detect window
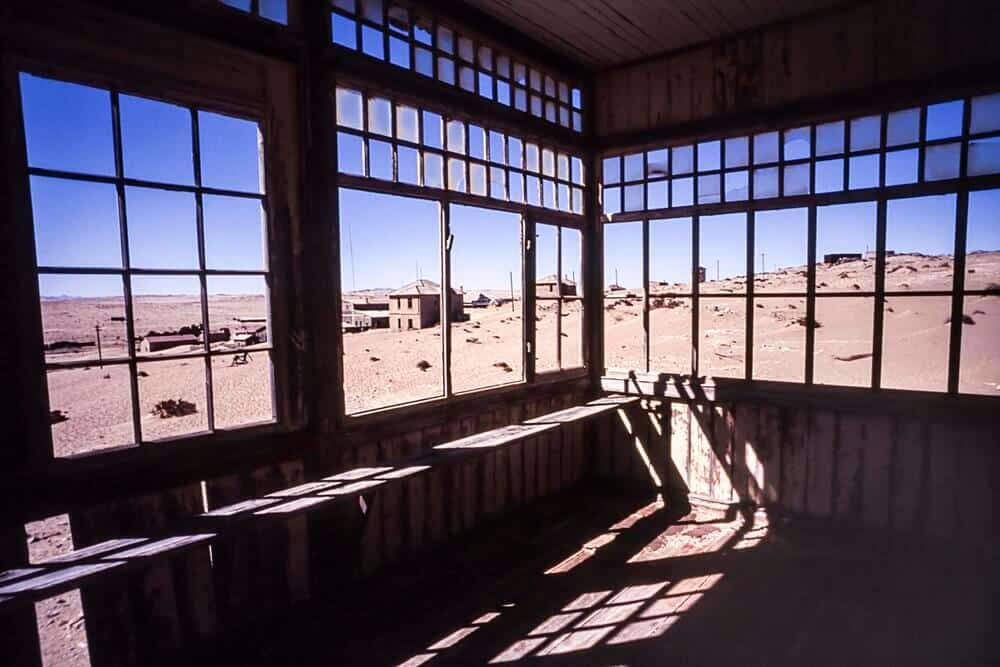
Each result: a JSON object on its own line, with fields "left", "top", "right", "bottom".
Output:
{"left": 599, "top": 88, "right": 1000, "bottom": 396}
{"left": 536, "top": 223, "right": 584, "bottom": 373}
{"left": 220, "top": 0, "right": 288, "bottom": 24}
{"left": 22, "top": 73, "right": 275, "bottom": 456}
{"left": 335, "top": 86, "right": 585, "bottom": 215}
{"left": 328, "top": 3, "right": 583, "bottom": 132}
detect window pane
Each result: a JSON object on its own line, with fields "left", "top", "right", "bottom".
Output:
{"left": 887, "top": 108, "right": 920, "bottom": 146}
{"left": 959, "top": 295, "right": 1000, "bottom": 395}
{"left": 337, "top": 131, "right": 364, "bottom": 175}
{"left": 535, "top": 298, "right": 558, "bottom": 373}
{"left": 20, "top": 74, "right": 115, "bottom": 176}
{"left": 815, "top": 120, "right": 845, "bottom": 157}
{"left": 815, "top": 158, "right": 844, "bottom": 193}
{"left": 697, "top": 173, "right": 720, "bottom": 204}
{"left": 208, "top": 301, "right": 274, "bottom": 428}
{"left": 198, "top": 111, "right": 262, "bottom": 193}
{"left": 602, "top": 186, "right": 620, "bottom": 216}
{"left": 753, "top": 132, "right": 779, "bottom": 164}
{"left": 47, "top": 363, "right": 134, "bottom": 456}
{"left": 572, "top": 156, "right": 584, "bottom": 185}
{"left": 699, "top": 298, "right": 745, "bottom": 379}
{"left": 525, "top": 143, "right": 539, "bottom": 172}
{"left": 447, "top": 120, "right": 465, "bottom": 154}
{"left": 206, "top": 275, "right": 269, "bottom": 351}
{"left": 672, "top": 146, "right": 693, "bottom": 174}
{"left": 259, "top": 0, "right": 288, "bottom": 23}
{"left": 755, "top": 208, "right": 807, "bottom": 293}
{"left": 604, "top": 222, "right": 643, "bottom": 370}
{"left": 469, "top": 125, "right": 486, "bottom": 160}
{"left": 508, "top": 137, "right": 523, "bottom": 169}
{"left": 700, "top": 212, "right": 746, "bottom": 293}
{"left": 848, "top": 154, "right": 879, "bottom": 190}
{"left": 650, "top": 217, "right": 692, "bottom": 295}
{"left": 448, "top": 158, "right": 466, "bottom": 192}
{"left": 132, "top": 275, "right": 203, "bottom": 358}
{"left": 339, "top": 189, "right": 442, "bottom": 413}
{"left": 437, "top": 26, "right": 453, "bottom": 53}
{"left": 965, "top": 189, "right": 1000, "bottom": 291}
{"left": 396, "top": 105, "right": 418, "bottom": 142}
{"left": 204, "top": 195, "right": 267, "bottom": 271}
{"left": 561, "top": 298, "right": 584, "bottom": 369}
{"left": 423, "top": 152, "right": 443, "bottom": 188}
{"left": 753, "top": 166, "right": 778, "bottom": 199}
{"left": 361, "top": 0, "right": 383, "bottom": 23}
{"left": 924, "top": 142, "right": 961, "bottom": 181}
{"left": 509, "top": 172, "right": 524, "bottom": 203}
{"left": 783, "top": 163, "right": 810, "bottom": 195}
{"left": 497, "top": 80, "right": 511, "bottom": 105}
{"left": 647, "top": 149, "right": 668, "bottom": 177}
{"left": 422, "top": 111, "right": 443, "bottom": 148}
{"left": 469, "top": 162, "right": 486, "bottom": 196}
{"left": 817, "top": 201, "right": 876, "bottom": 293}
{"left": 885, "top": 148, "right": 918, "bottom": 186}
{"left": 39, "top": 274, "right": 128, "bottom": 364}
{"left": 399, "top": 146, "right": 419, "bottom": 185}
{"left": 526, "top": 175, "right": 541, "bottom": 207}
{"left": 725, "top": 170, "right": 749, "bottom": 201}
{"left": 458, "top": 36, "right": 473, "bottom": 62}
{"left": 450, "top": 205, "right": 522, "bottom": 392}
{"left": 813, "top": 297, "right": 873, "bottom": 388}
{"left": 885, "top": 195, "right": 956, "bottom": 292}
{"left": 542, "top": 148, "right": 556, "bottom": 177}
{"left": 624, "top": 184, "right": 643, "bottom": 211}
{"left": 120, "top": 95, "right": 194, "bottom": 185}
{"left": 753, "top": 297, "right": 805, "bottom": 382}
{"left": 126, "top": 187, "right": 198, "bottom": 270}
{"left": 970, "top": 93, "right": 1000, "bottom": 134}
{"left": 490, "top": 131, "right": 505, "bottom": 165}
{"left": 850, "top": 115, "right": 881, "bottom": 152}
{"left": 725, "top": 137, "right": 749, "bottom": 168}
{"left": 459, "top": 66, "right": 475, "bottom": 92}
{"left": 602, "top": 156, "right": 621, "bottom": 184}
{"left": 968, "top": 136, "right": 1000, "bottom": 176}
{"left": 647, "top": 180, "right": 668, "bottom": 209}
{"left": 367, "top": 97, "right": 391, "bottom": 136}
{"left": 361, "top": 25, "right": 385, "bottom": 59}
{"left": 881, "top": 296, "right": 951, "bottom": 391}
{"left": 437, "top": 57, "right": 455, "bottom": 85}
{"left": 672, "top": 177, "right": 693, "bottom": 207}
{"left": 925, "top": 100, "right": 964, "bottom": 140}
{"left": 332, "top": 13, "right": 358, "bottom": 48}
{"left": 336, "top": 88, "right": 363, "bottom": 129}
{"left": 138, "top": 357, "right": 209, "bottom": 441}
{"left": 30, "top": 176, "right": 121, "bottom": 268}
{"left": 783, "top": 127, "right": 810, "bottom": 161}
{"left": 697, "top": 141, "right": 720, "bottom": 171}
{"left": 415, "top": 47, "right": 433, "bottom": 77}
{"left": 649, "top": 295, "right": 691, "bottom": 374}
{"left": 535, "top": 223, "right": 557, "bottom": 293}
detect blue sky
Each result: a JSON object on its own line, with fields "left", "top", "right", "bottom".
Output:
{"left": 22, "top": 73, "right": 265, "bottom": 298}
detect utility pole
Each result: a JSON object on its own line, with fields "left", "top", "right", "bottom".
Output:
{"left": 761, "top": 252, "right": 766, "bottom": 275}
{"left": 716, "top": 260, "right": 720, "bottom": 281}
{"left": 509, "top": 271, "right": 515, "bottom": 311}
{"left": 95, "top": 323, "right": 103, "bottom": 369}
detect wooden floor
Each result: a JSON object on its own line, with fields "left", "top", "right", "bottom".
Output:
{"left": 203, "top": 486, "right": 993, "bottom": 666}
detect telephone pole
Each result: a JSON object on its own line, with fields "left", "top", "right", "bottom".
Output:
{"left": 95, "top": 323, "right": 103, "bottom": 369}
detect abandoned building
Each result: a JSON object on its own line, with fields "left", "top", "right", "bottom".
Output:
{"left": 1, "top": 1, "right": 998, "bottom": 666}
{"left": 389, "top": 279, "right": 464, "bottom": 330}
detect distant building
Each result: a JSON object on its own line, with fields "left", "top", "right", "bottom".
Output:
{"left": 389, "top": 279, "right": 464, "bottom": 330}
{"left": 824, "top": 253, "right": 863, "bottom": 264}
{"left": 141, "top": 334, "right": 199, "bottom": 353}
{"left": 201, "top": 328, "right": 231, "bottom": 344}
{"left": 233, "top": 326, "right": 267, "bottom": 345}
{"left": 698, "top": 266, "right": 707, "bottom": 283}
{"left": 864, "top": 250, "right": 895, "bottom": 260}
{"left": 343, "top": 297, "right": 390, "bottom": 331}
{"left": 536, "top": 275, "right": 577, "bottom": 297}
{"left": 465, "top": 293, "right": 492, "bottom": 308}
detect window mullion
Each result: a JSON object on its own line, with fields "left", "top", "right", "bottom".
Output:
{"left": 191, "top": 108, "right": 216, "bottom": 433}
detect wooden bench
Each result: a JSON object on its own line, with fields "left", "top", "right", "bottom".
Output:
{"left": 0, "top": 395, "right": 640, "bottom": 619}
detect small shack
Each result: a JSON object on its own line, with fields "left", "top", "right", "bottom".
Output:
{"left": 140, "top": 334, "right": 199, "bottom": 353}
{"left": 536, "top": 274, "right": 577, "bottom": 297}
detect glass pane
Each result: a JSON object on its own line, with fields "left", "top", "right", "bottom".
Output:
{"left": 508, "top": 137, "right": 523, "bottom": 169}
{"left": 725, "top": 170, "right": 749, "bottom": 201}
{"left": 47, "top": 364, "right": 134, "bottom": 456}
{"left": 562, "top": 228, "right": 582, "bottom": 297}
{"left": 332, "top": 14, "right": 358, "bottom": 48}
{"left": 414, "top": 17, "right": 432, "bottom": 44}
{"left": 337, "top": 131, "right": 364, "bottom": 175}
{"left": 649, "top": 295, "right": 691, "bottom": 374}
{"left": 885, "top": 195, "right": 956, "bottom": 292}
{"left": 336, "top": 88, "right": 363, "bottom": 128}
{"left": 755, "top": 208, "right": 807, "bottom": 293}
{"left": 672, "top": 177, "right": 693, "bottom": 207}
{"left": 30, "top": 176, "right": 121, "bottom": 268}
{"left": 698, "top": 141, "right": 721, "bottom": 171}
{"left": 490, "top": 131, "right": 505, "bottom": 165}
{"left": 887, "top": 108, "right": 920, "bottom": 146}
{"left": 423, "top": 152, "right": 443, "bottom": 188}
{"left": 783, "top": 163, "right": 810, "bottom": 195}
{"left": 959, "top": 295, "right": 1000, "bottom": 395}
{"left": 753, "top": 297, "right": 806, "bottom": 382}
{"left": 415, "top": 47, "right": 433, "bottom": 77}
{"left": 509, "top": 172, "right": 524, "bottom": 203}
{"left": 700, "top": 212, "right": 747, "bottom": 293}
{"left": 881, "top": 296, "right": 951, "bottom": 391}
{"left": 450, "top": 205, "right": 522, "bottom": 392}
{"left": 361, "top": 25, "right": 385, "bottom": 59}
{"left": 885, "top": 148, "right": 918, "bottom": 185}
{"left": 526, "top": 175, "right": 540, "bottom": 207}
{"left": 753, "top": 167, "right": 778, "bottom": 199}
{"left": 815, "top": 158, "right": 844, "bottom": 193}
{"left": 361, "top": 0, "right": 383, "bottom": 23}
{"left": 647, "top": 149, "right": 668, "bottom": 177}
{"left": 259, "top": 0, "right": 287, "bottom": 23}
{"left": 437, "top": 26, "right": 453, "bottom": 53}
{"left": 558, "top": 183, "right": 571, "bottom": 212}
{"left": 924, "top": 142, "right": 961, "bottom": 181}
{"left": 965, "top": 189, "right": 1000, "bottom": 291}
{"left": 725, "top": 137, "right": 749, "bottom": 168}
{"left": 39, "top": 274, "right": 128, "bottom": 364}
{"left": 815, "top": 120, "right": 845, "bottom": 157}
{"left": 602, "top": 186, "right": 620, "bottom": 216}
{"left": 457, "top": 36, "right": 473, "bottom": 62}
{"left": 396, "top": 105, "right": 418, "bottom": 142}
{"left": 783, "top": 127, "right": 810, "bottom": 161}
{"left": 448, "top": 158, "right": 466, "bottom": 192}
{"left": 603, "top": 156, "right": 621, "bottom": 184}
{"left": 339, "top": 189, "right": 442, "bottom": 413}
{"left": 389, "top": 36, "right": 409, "bottom": 68}
{"left": 697, "top": 173, "right": 720, "bottom": 204}
{"left": 571, "top": 156, "right": 584, "bottom": 185}
{"left": 399, "top": 146, "right": 419, "bottom": 185}
{"left": 207, "top": 275, "right": 269, "bottom": 353}
{"left": 204, "top": 195, "right": 266, "bottom": 271}
{"left": 526, "top": 143, "right": 539, "bottom": 172}
{"left": 387, "top": 4, "right": 408, "bottom": 33}
{"left": 850, "top": 115, "right": 880, "bottom": 152}
{"left": 561, "top": 299, "right": 584, "bottom": 369}
{"left": 624, "top": 184, "right": 643, "bottom": 211}
{"left": 469, "top": 163, "right": 486, "bottom": 196}
{"left": 437, "top": 57, "right": 455, "bottom": 85}
{"left": 469, "top": 125, "right": 486, "bottom": 160}
{"left": 20, "top": 74, "right": 115, "bottom": 176}
{"left": 535, "top": 223, "right": 557, "bottom": 292}
{"left": 422, "top": 111, "right": 443, "bottom": 148}
{"left": 459, "top": 66, "right": 475, "bottom": 92}
{"left": 447, "top": 120, "right": 465, "bottom": 154}
{"left": 367, "top": 98, "right": 391, "bottom": 136}
{"left": 968, "top": 136, "right": 1000, "bottom": 176}
{"left": 753, "top": 132, "right": 779, "bottom": 164}
{"left": 198, "top": 111, "right": 261, "bottom": 193}
{"left": 650, "top": 217, "right": 692, "bottom": 295}
{"left": 604, "top": 222, "right": 644, "bottom": 371}
{"left": 817, "top": 201, "right": 877, "bottom": 293}
{"left": 813, "top": 297, "right": 873, "bottom": 388}
{"left": 672, "top": 145, "right": 693, "bottom": 174}
{"left": 699, "top": 298, "right": 745, "bottom": 379}
{"left": 126, "top": 187, "right": 198, "bottom": 270}
{"left": 848, "top": 154, "right": 879, "bottom": 190}
{"left": 970, "top": 93, "right": 1000, "bottom": 134}
{"left": 131, "top": 275, "right": 203, "bottom": 358}
{"left": 925, "top": 100, "right": 964, "bottom": 140}
{"left": 543, "top": 180, "right": 557, "bottom": 209}
{"left": 138, "top": 357, "right": 209, "bottom": 441}
{"left": 368, "top": 138, "right": 393, "bottom": 180}
{"left": 647, "top": 180, "right": 668, "bottom": 209}
{"left": 478, "top": 72, "right": 493, "bottom": 99}
{"left": 496, "top": 54, "right": 510, "bottom": 78}
{"left": 535, "top": 298, "right": 558, "bottom": 373}
{"left": 542, "top": 149, "right": 556, "bottom": 177}
{"left": 120, "top": 95, "right": 193, "bottom": 185}
{"left": 572, "top": 187, "right": 583, "bottom": 214}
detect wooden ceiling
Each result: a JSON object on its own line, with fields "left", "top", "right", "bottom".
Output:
{"left": 460, "top": 0, "right": 852, "bottom": 70}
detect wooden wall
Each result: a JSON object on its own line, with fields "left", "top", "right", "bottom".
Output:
{"left": 593, "top": 392, "right": 998, "bottom": 548}
{"left": 594, "top": 0, "right": 1000, "bottom": 140}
